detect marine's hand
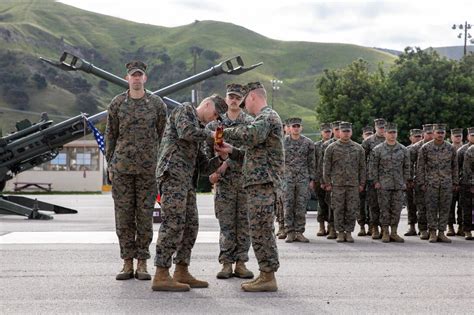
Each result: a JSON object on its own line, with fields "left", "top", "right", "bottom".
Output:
{"left": 209, "top": 172, "right": 220, "bottom": 184}
{"left": 359, "top": 185, "right": 365, "bottom": 193}
{"left": 325, "top": 184, "right": 332, "bottom": 192}
{"left": 374, "top": 182, "right": 381, "bottom": 190}
{"left": 214, "top": 142, "right": 233, "bottom": 154}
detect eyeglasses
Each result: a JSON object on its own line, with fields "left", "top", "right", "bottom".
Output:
{"left": 291, "top": 124, "right": 301, "bottom": 128}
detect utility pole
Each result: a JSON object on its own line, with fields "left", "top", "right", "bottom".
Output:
{"left": 271, "top": 79, "right": 283, "bottom": 109}
{"left": 452, "top": 21, "right": 473, "bottom": 57}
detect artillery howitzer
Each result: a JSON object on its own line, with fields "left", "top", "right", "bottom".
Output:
{"left": 0, "top": 52, "right": 263, "bottom": 220}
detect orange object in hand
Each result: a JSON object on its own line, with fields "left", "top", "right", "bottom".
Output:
{"left": 215, "top": 124, "right": 224, "bottom": 146}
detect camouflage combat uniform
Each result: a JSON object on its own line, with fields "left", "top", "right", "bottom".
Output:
{"left": 206, "top": 111, "right": 254, "bottom": 264}
{"left": 105, "top": 91, "right": 167, "bottom": 260}
{"left": 154, "top": 103, "right": 222, "bottom": 268}
{"left": 361, "top": 134, "right": 386, "bottom": 228}
{"left": 417, "top": 141, "right": 459, "bottom": 232}
{"left": 406, "top": 142, "right": 419, "bottom": 226}
{"left": 323, "top": 140, "right": 366, "bottom": 233}
{"left": 448, "top": 141, "right": 464, "bottom": 229}
{"left": 315, "top": 139, "right": 329, "bottom": 224}
{"left": 410, "top": 139, "right": 430, "bottom": 232}
{"left": 319, "top": 137, "right": 337, "bottom": 224}
{"left": 458, "top": 142, "right": 473, "bottom": 233}
{"left": 284, "top": 135, "right": 315, "bottom": 234}
{"left": 224, "top": 106, "right": 284, "bottom": 272}
{"left": 371, "top": 142, "right": 410, "bottom": 226}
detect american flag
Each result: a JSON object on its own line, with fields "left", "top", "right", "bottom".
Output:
{"left": 84, "top": 116, "right": 105, "bottom": 154}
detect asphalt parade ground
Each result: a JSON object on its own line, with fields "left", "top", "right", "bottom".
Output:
{"left": 1, "top": 194, "right": 473, "bottom": 314}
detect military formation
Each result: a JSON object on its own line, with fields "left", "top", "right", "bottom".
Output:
{"left": 105, "top": 60, "right": 473, "bottom": 295}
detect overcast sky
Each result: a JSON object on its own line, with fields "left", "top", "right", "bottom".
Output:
{"left": 59, "top": 0, "right": 473, "bottom": 51}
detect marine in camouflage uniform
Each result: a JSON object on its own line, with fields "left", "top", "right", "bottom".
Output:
{"left": 319, "top": 121, "right": 341, "bottom": 239}
{"left": 447, "top": 128, "right": 464, "bottom": 236}
{"left": 218, "top": 82, "right": 284, "bottom": 292}
{"left": 275, "top": 119, "right": 291, "bottom": 238}
{"left": 404, "top": 128, "right": 423, "bottom": 236}
{"left": 315, "top": 123, "right": 332, "bottom": 236}
{"left": 357, "top": 125, "right": 374, "bottom": 236}
{"left": 457, "top": 127, "right": 474, "bottom": 240}
{"left": 417, "top": 123, "right": 459, "bottom": 243}
{"left": 361, "top": 118, "right": 386, "bottom": 239}
{"left": 283, "top": 117, "right": 316, "bottom": 243}
{"left": 206, "top": 84, "right": 254, "bottom": 279}
{"left": 370, "top": 123, "right": 410, "bottom": 243}
{"left": 409, "top": 124, "right": 434, "bottom": 239}
{"left": 152, "top": 95, "right": 228, "bottom": 292}
{"left": 105, "top": 60, "right": 167, "bottom": 281}
{"left": 323, "top": 122, "right": 366, "bottom": 243}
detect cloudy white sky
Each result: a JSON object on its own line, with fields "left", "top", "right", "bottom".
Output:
{"left": 59, "top": 0, "right": 473, "bottom": 51}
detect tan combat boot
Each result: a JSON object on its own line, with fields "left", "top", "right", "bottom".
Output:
{"left": 295, "top": 232, "right": 310, "bottom": 243}
{"left": 116, "top": 258, "right": 134, "bottom": 280}
{"left": 404, "top": 224, "right": 417, "bottom": 236}
{"left": 216, "top": 263, "right": 233, "bottom": 279}
{"left": 152, "top": 267, "right": 190, "bottom": 291}
{"left": 276, "top": 223, "right": 285, "bottom": 237}
{"left": 465, "top": 231, "right": 473, "bottom": 240}
{"left": 428, "top": 229, "right": 438, "bottom": 243}
{"left": 241, "top": 271, "right": 277, "bottom": 292}
{"left": 381, "top": 226, "right": 390, "bottom": 243}
{"left": 317, "top": 222, "right": 327, "bottom": 236}
{"left": 390, "top": 225, "right": 404, "bottom": 243}
{"left": 336, "top": 231, "right": 345, "bottom": 243}
{"left": 234, "top": 261, "right": 254, "bottom": 279}
{"left": 446, "top": 224, "right": 455, "bottom": 236}
{"left": 456, "top": 225, "right": 464, "bottom": 236}
{"left": 278, "top": 227, "right": 287, "bottom": 239}
{"left": 135, "top": 259, "right": 151, "bottom": 280}
{"left": 327, "top": 224, "right": 337, "bottom": 239}
{"left": 173, "top": 264, "right": 209, "bottom": 288}
{"left": 357, "top": 225, "right": 366, "bottom": 237}
{"left": 285, "top": 232, "right": 296, "bottom": 243}
{"left": 372, "top": 225, "right": 381, "bottom": 239}
{"left": 437, "top": 231, "right": 452, "bottom": 243}
{"left": 419, "top": 230, "right": 429, "bottom": 240}
{"left": 345, "top": 232, "right": 354, "bottom": 243}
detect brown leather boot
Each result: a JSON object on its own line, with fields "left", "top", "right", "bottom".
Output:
{"left": 465, "top": 231, "right": 473, "bottom": 240}
{"left": 116, "top": 258, "right": 134, "bottom": 280}
{"left": 372, "top": 225, "right": 381, "bottom": 239}
{"left": 216, "top": 263, "right": 233, "bottom": 279}
{"left": 317, "top": 222, "right": 327, "bottom": 236}
{"left": 437, "top": 231, "right": 452, "bottom": 243}
{"left": 428, "top": 229, "right": 438, "bottom": 243}
{"left": 327, "top": 224, "right": 337, "bottom": 239}
{"left": 381, "top": 226, "right": 390, "bottom": 243}
{"left": 234, "top": 261, "right": 254, "bottom": 279}
{"left": 336, "top": 231, "right": 345, "bottom": 243}
{"left": 151, "top": 267, "right": 190, "bottom": 291}
{"left": 390, "top": 225, "right": 404, "bottom": 243}
{"left": 173, "top": 264, "right": 208, "bottom": 288}
{"left": 420, "top": 230, "right": 429, "bottom": 240}
{"left": 456, "top": 225, "right": 464, "bottom": 236}
{"left": 241, "top": 271, "right": 277, "bottom": 292}
{"left": 295, "top": 232, "right": 310, "bottom": 243}
{"left": 446, "top": 224, "right": 455, "bottom": 236}
{"left": 345, "top": 232, "right": 354, "bottom": 243}
{"left": 285, "top": 232, "right": 296, "bottom": 243}
{"left": 135, "top": 259, "right": 151, "bottom": 280}
{"left": 404, "top": 224, "right": 417, "bottom": 236}
{"left": 357, "top": 225, "right": 366, "bottom": 237}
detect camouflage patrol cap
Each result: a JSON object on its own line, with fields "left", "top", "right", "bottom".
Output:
{"left": 126, "top": 60, "right": 147, "bottom": 75}
{"left": 433, "top": 123, "right": 447, "bottom": 132}
{"left": 226, "top": 83, "right": 245, "bottom": 97}
{"left": 362, "top": 126, "right": 374, "bottom": 134}
{"left": 245, "top": 81, "right": 265, "bottom": 92}
{"left": 422, "top": 124, "right": 433, "bottom": 133}
{"left": 320, "top": 123, "right": 331, "bottom": 131}
{"left": 386, "top": 122, "right": 398, "bottom": 132}
{"left": 209, "top": 94, "right": 228, "bottom": 119}
{"left": 450, "top": 128, "right": 463, "bottom": 136}
{"left": 339, "top": 121, "right": 352, "bottom": 131}
{"left": 374, "top": 118, "right": 386, "bottom": 128}
{"left": 288, "top": 117, "right": 302, "bottom": 125}
{"left": 468, "top": 127, "right": 474, "bottom": 135}
{"left": 410, "top": 128, "right": 422, "bottom": 136}
{"left": 331, "top": 121, "right": 341, "bottom": 129}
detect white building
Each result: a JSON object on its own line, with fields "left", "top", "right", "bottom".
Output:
{"left": 5, "top": 140, "right": 106, "bottom": 192}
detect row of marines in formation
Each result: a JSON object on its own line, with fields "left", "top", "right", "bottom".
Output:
{"left": 276, "top": 118, "right": 474, "bottom": 246}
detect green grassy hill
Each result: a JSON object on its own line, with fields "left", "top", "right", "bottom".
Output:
{"left": 0, "top": 0, "right": 396, "bottom": 136}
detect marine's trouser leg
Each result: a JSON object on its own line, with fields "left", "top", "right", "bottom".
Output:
{"left": 284, "top": 182, "right": 297, "bottom": 233}
{"left": 332, "top": 186, "right": 358, "bottom": 232}
{"left": 295, "top": 180, "right": 310, "bottom": 233}
{"left": 246, "top": 184, "right": 279, "bottom": 273}
{"left": 425, "top": 185, "right": 452, "bottom": 232}
{"left": 367, "top": 184, "right": 380, "bottom": 226}
{"left": 460, "top": 185, "right": 473, "bottom": 232}
{"left": 378, "top": 189, "right": 403, "bottom": 226}
{"left": 316, "top": 186, "right": 329, "bottom": 223}
{"left": 406, "top": 187, "right": 417, "bottom": 225}
{"left": 415, "top": 184, "right": 428, "bottom": 231}
{"left": 113, "top": 173, "right": 155, "bottom": 260}
{"left": 357, "top": 190, "right": 367, "bottom": 226}
{"left": 448, "top": 191, "right": 461, "bottom": 225}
